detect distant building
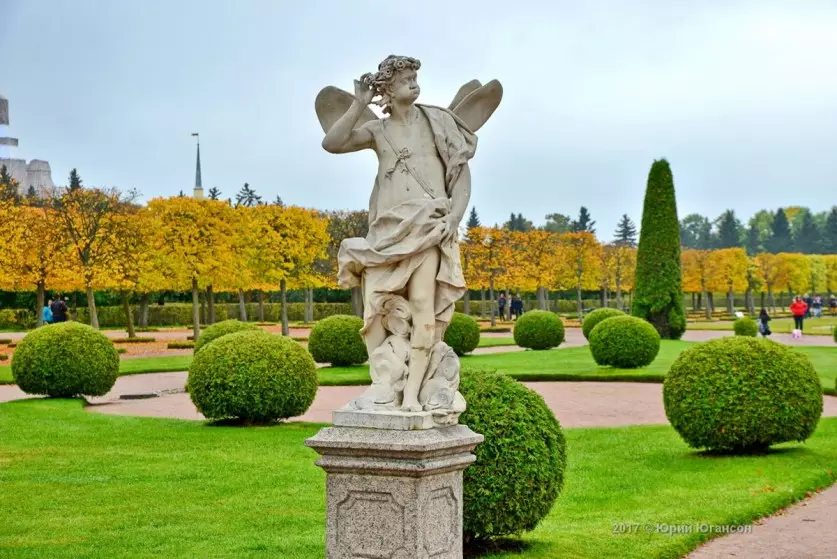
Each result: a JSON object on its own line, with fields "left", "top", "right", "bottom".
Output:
{"left": 192, "top": 133, "right": 204, "bottom": 199}
{"left": 0, "top": 94, "right": 55, "bottom": 194}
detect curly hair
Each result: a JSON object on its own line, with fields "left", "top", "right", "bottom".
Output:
{"left": 360, "top": 55, "right": 421, "bottom": 113}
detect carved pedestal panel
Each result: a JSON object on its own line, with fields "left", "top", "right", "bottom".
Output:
{"left": 305, "top": 424, "right": 483, "bottom": 559}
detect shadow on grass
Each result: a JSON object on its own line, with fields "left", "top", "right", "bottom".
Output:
{"left": 694, "top": 445, "right": 812, "bottom": 458}
{"left": 464, "top": 537, "right": 535, "bottom": 557}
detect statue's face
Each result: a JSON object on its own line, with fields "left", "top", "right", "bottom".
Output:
{"left": 390, "top": 69, "right": 420, "bottom": 105}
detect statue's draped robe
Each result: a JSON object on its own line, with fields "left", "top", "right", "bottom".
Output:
{"left": 337, "top": 105, "right": 477, "bottom": 335}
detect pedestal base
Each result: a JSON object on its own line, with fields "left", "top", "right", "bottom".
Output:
{"left": 305, "top": 424, "right": 483, "bottom": 559}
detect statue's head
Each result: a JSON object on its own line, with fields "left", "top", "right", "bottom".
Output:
{"left": 361, "top": 55, "right": 421, "bottom": 113}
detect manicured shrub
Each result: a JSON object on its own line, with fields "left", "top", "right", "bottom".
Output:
{"left": 664, "top": 337, "right": 823, "bottom": 452}
{"left": 12, "top": 322, "right": 118, "bottom": 397}
{"left": 0, "top": 338, "right": 12, "bottom": 345}
{"left": 167, "top": 342, "right": 195, "bottom": 349}
{"left": 632, "top": 158, "right": 686, "bottom": 339}
{"left": 481, "top": 326, "right": 511, "bottom": 333}
{"left": 513, "top": 310, "right": 565, "bottom": 350}
{"left": 589, "top": 315, "right": 661, "bottom": 368}
{"left": 111, "top": 337, "right": 156, "bottom": 344}
{"left": 188, "top": 330, "right": 317, "bottom": 423}
{"left": 581, "top": 308, "right": 626, "bottom": 340}
{"left": 193, "top": 319, "right": 260, "bottom": 353}
{"left": 0, "top": 353, "right": 7, "bottom": 361}
{"left": 308, "top": 315, "right": 367, "bottom": 366}
{"left": 459, "top": 369, "right": 566, "bottom": 543}
{"left": 116, "top": 348, "right": 127, "bottom": 354}
{"left": 444, "top": 312, "right": 481, "bottom": 356}
{"left": 733, "top": 317, "right": 758, "bottom": 337}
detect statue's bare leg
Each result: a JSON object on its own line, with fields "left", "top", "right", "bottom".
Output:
{"left": 402, "top": 247, "right": 440, "bottom": 412}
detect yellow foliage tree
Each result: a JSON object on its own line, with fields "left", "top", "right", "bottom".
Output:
{"left": 754, "top": 253, "right": 782, "bottom": 311}
{"left": 707, "top": 248, "right": 748, "bottom": 314}
{"left": 601, "top": 243, "right": 636, "bottom": 311}
{"left": 146, "top": 196, "right": 235, "bottom": 341}
{"left": 560, "top": 232, "right": 602, "bottom": 317}
{"left": 682, "top": 249, "right": 713, "bottom": 318}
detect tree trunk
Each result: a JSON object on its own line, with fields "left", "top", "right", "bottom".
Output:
{"left": 71, "top": 293, "right": 78, "bottom": 322}
{"left": 139, "top": 293, "right": 149, "bottom": 328}
{"left": 258, "top": 290, "right": 265, "bottom": 322}
{"left": 351, "top": 286, "right": 363, "bottom": 318}
{"left": 537, "top": 286, "right": 547, "bottom": 310}
{"left": 727, "top": 287, "right": 735, "bottom": 315}
{"left": 489, "top": 277, "right": 496, "bottom": 327}
{"left": 121, "top": 290, "right": 136, "bottom": 338}
{"left": 703, "top": 287, "right": 711, "bottom": 319}
{"left": 305, "top": 287, "right": 314, "bottom": 323}
{"left": 745, "top": 288, "right": 754, "bottom": 315}
{"left": 696, "top": 292, "right": 702, "bottom": 311}
{"left": 708, "top": 292, "right": 715, "bottom": 315}
{"left": 767, "top": 287, "right": 775, "bottom": 312}
{"left": 480, "top": 289, "right": 486, "bottom": 319}
{"left": 207, "top": 285, "right": 215, "bottom": 324}
{"left": 280, "top": 279, "right": 289, "bottom": 336}
{"left": 576, "top": 285, "right": 583, "bottom": 318}
{"left": 602, "top": 289, "right": 609, "bottom": 309}
{"left": 35, "top": 281, "right": 45, "bottom": 328}
{"left": 238, "top": 289, "right": 247, "bottom": 321}
{"left": 191, "top": 278, "right": 200, "bottom": 343}
{"left": 86, "top": 286, "right": 99, "bottom": 328}
{"left": 760, "top": 291, "right": 765, "bottom": 310}
{"left": 463, "top": 291, "right": 470, "bottom": 316}
{"left": 691, "top": 293, "right": 696, "bottom": 311}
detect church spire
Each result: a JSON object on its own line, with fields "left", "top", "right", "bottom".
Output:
{"left": 191, "top": 132, "right": 204, "bottom": 199}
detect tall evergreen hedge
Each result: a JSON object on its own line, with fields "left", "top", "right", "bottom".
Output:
{"left": 632, "top": 159, "right": 686, "bottom": 339}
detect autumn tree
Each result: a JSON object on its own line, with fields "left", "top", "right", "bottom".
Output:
{"left": 707, "top": 248, "right": 748, "bottom": 314}
{"left": 50, "top": 186, "right": 138, "bottom": 328}
{"left": 633, "top": 158, "right": 686, "bottom": 339}
{"left": 561, "top": 232, "right": 602, "bottom": 317}
{"left": 147, "top": 197, "right": 235, "bottom": 341}
{"left": 682, "top": 250, "right": 713, "bottom": 318}
{"left": 320, "top": 210, "right": 369, "bottom": 317}
{"left": 754, "top": 253, "right": 782, "bottom": 311}
{"left": 519, "top": 230, "right": 562, "bottom": 309}
{"left": 602, "top": 243, "right": 637, "bottom": 311}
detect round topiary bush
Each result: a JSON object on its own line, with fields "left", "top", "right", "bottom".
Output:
{"left": 308, "top": 314, "right": 368, "bottom": 366}
{"left": 444, "top": 312, "right": 481, "bottom": 356}
{"left": 188, "top": 329, "right": 318, "bottom": 423}
{"left": 512, "top": 310, "right": 565, "bottom": 350}
{"left": 589, "top": 315, "right": 661, "bottom": 368}
{"left": 733, "top": 317, "right": 759, "bottom": 337}
{"left": 664, "top": 337, "right": 823, "bottom": 452}
{"left": 193, "top": 319, "right": 260, "bottom": 353}
{"left": 12, "top": 322, "right": 118, "bottom": 397}
{"left": 459, "top": 368, "right": 566, "bottom": 543}
{"left": 581, "top": 308, "right": 626, "bottom": 340}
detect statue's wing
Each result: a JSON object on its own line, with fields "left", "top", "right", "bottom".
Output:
{"left": 448, "top": 80, "right": 482, "bottom": 110}
{"left": 451, "top": 79, "right": 503, "bottom": 133}
{"left": 315, "top": 86, "right": 378, "bottom": 134}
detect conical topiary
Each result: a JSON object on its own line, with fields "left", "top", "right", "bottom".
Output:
{"left": 631, "top": 159, "right": 686, "bottom": 339}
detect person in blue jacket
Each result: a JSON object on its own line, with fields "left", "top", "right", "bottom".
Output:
{"left": 42, "top": 299, "right": 54, "bottom": 325}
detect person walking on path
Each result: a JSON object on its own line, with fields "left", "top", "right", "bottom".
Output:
{"left": 758, "top": 308, "right": 772, "bottom": 337}
{"left": 498, "top": 294, "right": 507, "bottom": 321}
{"left": 42, "top": 300, "right": 53, "bottom": 325}
{"left": 50, "top": 296, "right": 68, "bottom": 323}
{"left": 789, "top": 296, "right": 808, "bottom": 338}
{"left": 812, "top": 295, "right": 823, "bottom": 318}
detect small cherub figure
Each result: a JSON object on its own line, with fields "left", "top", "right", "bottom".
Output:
{"left": 317, "top": 55, "right": 501, "bottom": 413}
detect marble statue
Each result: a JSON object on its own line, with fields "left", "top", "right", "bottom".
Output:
{"left": 316, "top": 55, "right": 502, "bottom": 426}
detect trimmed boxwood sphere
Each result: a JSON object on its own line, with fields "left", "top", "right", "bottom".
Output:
{"left": 308, "top": 314, "right": 368, "bottom": 366}
{"left": 589, "top": 315, "right": 661, "bottom": 368}
{"left": 12, "top": 322, "right": 118, "bottom": 397}
{"left": 194, "top": 319, "right": 260, "bottom": 353}
{"left": 733, "top": 317, "right": 758, "bottom": 337}
{"left": 444, "top": 312, "right": 481, "bottom": 356}
{"left": 459, "top": 368, "right": 566, "bottom": 543}
{"left": 188, "top": 330, "right": 317, "bottom": 422}
{"left": 513, "top": 310, "right": 565, "bottom": 350}
{"left": 581, "top": 308, "right": 626, "bottom": 339}
{"left": 664, "top": 337, "right": 823, "bottom": 452}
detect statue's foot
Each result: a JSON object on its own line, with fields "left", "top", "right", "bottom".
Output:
{"left": 401, "top": 398, "right": 422, "bottom": 413}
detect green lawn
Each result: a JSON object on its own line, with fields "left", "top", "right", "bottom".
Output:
{"left": 688, "top": 316, "right": 837, "bottom": 336}
{"left": 1, "top": 398, "right": 836, "bottom": 558}
{"left": 0, "top": 338, "right": 517, "bottom": 385}
{"left": 320, "top": 341, "right": 837, "bottom": 394}
{"left": 4, "top": 340, "right": 835, "bottom": 395}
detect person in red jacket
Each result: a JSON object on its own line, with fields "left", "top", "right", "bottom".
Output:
{"left": 789, "top": 296, "right": 808, "bottom": 334}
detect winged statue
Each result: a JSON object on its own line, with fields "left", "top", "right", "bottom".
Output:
{"left": 314, "top": 55, "right": 502, "bottom": 425}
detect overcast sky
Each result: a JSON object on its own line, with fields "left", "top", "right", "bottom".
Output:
{"left": 2, "top": 0, "right": 836, "bottom": 237}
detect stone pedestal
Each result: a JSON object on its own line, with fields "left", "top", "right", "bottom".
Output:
{"left": 305, "top": 417, "right": 483, "bottom": 559}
